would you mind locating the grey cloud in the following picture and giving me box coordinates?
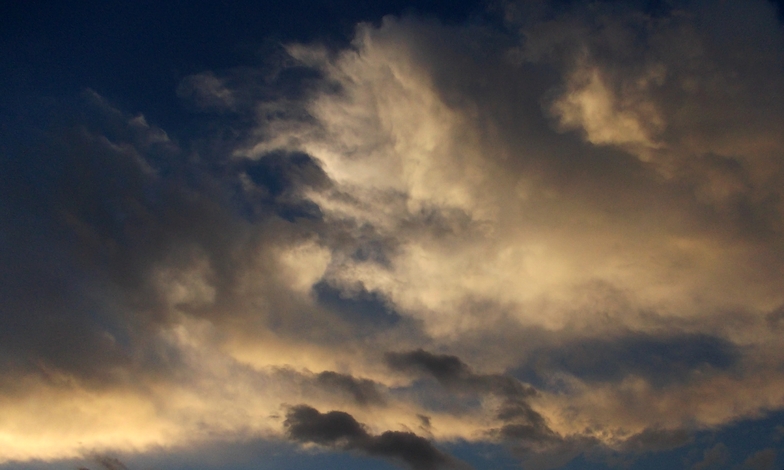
[313,281,401,331]
[284,405,466,470]
[765,305,784,329]
[518,332,740,387]
[774,425,784,441]
[0,109,171,385]
[0,90,337,389]
[692,443,730,470]
[620,427,693,453]
[506,426,692,470]
[417,414,431,430]
[284,405,366,445]
[243,150,330,194]
[492,398,574,465]
[742,448,777,470]
[177,72,237,111]
[387,350,558,446]
[496,420,559,444]
[315,371,386,406]
[505,434,598,470]
[319,218,399,268]
[238,150,330,222]
[385,349,536,399]
[176,50,326,115]
[386,349,471,384]
[272,367,388,407]
[78,455,129,470]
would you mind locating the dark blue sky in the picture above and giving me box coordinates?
[1,0,482,136]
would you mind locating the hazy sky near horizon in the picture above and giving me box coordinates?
[2,1,784,470]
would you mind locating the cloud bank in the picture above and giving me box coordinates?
[1,1,784,469]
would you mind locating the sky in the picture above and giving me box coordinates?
[2,1,784,470]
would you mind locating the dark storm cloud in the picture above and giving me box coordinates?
[518,332,740,387]
[284,405,466,470]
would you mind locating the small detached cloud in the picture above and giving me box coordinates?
[692,443,730,470]
[742,448,777,470]
[284,404,469,470]
[177,72,237,111]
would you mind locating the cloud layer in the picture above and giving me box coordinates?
[2,1,784,469]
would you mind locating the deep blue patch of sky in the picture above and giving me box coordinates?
[0,0,483,139]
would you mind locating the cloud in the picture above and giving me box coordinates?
[2,1,784,468]
[519,0,784,217]
[518,332,740,387]
[91,456,129,470]
[177,72,237,111]
[386,349,536,398]
[284,404,466,470]
[620,427,692,453]
[386,349,562,451]
[766,304,784,329]
[742,448,777,470]
[314,371,386,406]
[692,443,730,470]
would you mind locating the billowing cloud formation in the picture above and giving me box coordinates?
[2,1,784,469]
